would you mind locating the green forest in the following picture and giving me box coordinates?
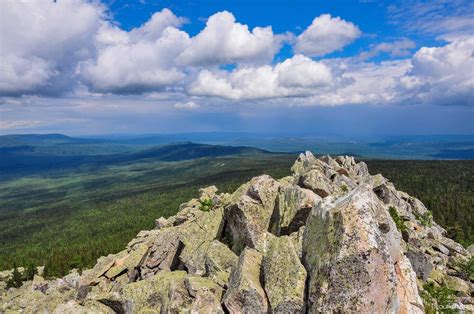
[0,154,472,277]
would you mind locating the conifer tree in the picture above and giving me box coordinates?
[6,265,23,289]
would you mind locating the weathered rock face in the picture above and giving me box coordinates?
[223,248,268,313]
[262,235,306,313]
[302,185,422,313]
[2,151,472,313]
[224,175,280,253]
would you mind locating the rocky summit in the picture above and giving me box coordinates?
[1,152,473,313]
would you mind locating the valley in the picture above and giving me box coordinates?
[0,135,472,277]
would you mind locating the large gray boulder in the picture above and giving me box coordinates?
[223,248,268,313]
[271,183,320,235]
[205,240,238,287]
[262,236,306,313]
[303,185,423,313]
[120,271,224,313]
[224,175,280,253]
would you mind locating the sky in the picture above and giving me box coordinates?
[0,0,473,136]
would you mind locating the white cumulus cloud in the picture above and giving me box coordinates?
[0,2,472,109]
[178,11,285,66]
[294,14,361,57]
[80,16,191,93]
[0,0,105,96]
[187,55,335,100]
[399,37,474,106]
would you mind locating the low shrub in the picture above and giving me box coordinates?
[388,206,407,233]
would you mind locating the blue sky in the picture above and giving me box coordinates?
[0,0,473,136]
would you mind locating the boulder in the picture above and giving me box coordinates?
[291,151,319,176]
[81,252,125,286]
[303,185,422,313]
[271,183,320,235]
[438,236,468,255]
[143,229,182,275]
[105,243,149,280]
[205,240,238,287]
[225,175,279,253]
[467,244,474,255]
[428,268,445,284]
[394,254,425,313]
[406,249,434,280]
[53,300,114,313]
[178,207,225,275]
[300,168,333,197]
[143,205,225,277]
[444,275,470,296]
[353,161,369,177]
[120,271,224,313]
[318,154,340,169]
[154,217,168,229]
[199,185,219,202]
[262,236,306,313]
[223,248,268,313]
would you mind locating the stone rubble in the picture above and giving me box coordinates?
[1,151,472,313]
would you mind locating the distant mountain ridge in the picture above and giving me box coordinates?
[0,142,275,177]
[0,134,99,146]
[1,133,473,159]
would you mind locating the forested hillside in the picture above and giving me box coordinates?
[0,155,294,276]
[0,152,472,277]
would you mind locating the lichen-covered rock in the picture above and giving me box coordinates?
[438,236,468,255]
[178,207,225,275]
[104,243,149,280]
[291,151,319,176]
[394,254,425,313]
[199,185,218,201]
[271,183,320,235]
[303,185,423,313]
[300,168,333,197]
[262,236,306,313]
[406,248,434,281]
[184,276,225,313]
[467,244,474,255]
[289,226,305,259]
[141,205,225,278]
[142,228,182,276]
[444,275,470,296]
[120,271,224,313]
[225,175,280,253]
[223,248,268,313]
[81,252,126,286]
[205,240,238,287]
[53,300,114,313]
[1,277,78,313]
[154,216,168,229]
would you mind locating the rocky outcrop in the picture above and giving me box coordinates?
[1,151,472,313]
